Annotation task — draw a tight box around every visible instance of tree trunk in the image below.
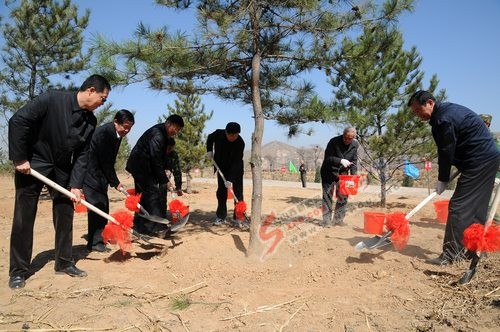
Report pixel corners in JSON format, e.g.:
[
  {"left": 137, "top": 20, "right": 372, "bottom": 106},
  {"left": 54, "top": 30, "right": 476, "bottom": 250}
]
[
  {"left": 186, "top": 169, "right": 192, "bottom": 194},
  {"left": 379, "top": 159, "right": 386, "bottom": 207},
  {"left": 246, "top": 8, "right": 265, "bottom": 258}
]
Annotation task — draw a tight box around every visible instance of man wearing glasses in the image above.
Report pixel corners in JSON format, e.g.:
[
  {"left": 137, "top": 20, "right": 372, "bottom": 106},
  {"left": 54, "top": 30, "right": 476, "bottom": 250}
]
[
  {"left": 83, "top": 109, "right": 135, "bottom": 253},
  {"left": 8, "top": 74, "right": 111, "bottom": 289}
]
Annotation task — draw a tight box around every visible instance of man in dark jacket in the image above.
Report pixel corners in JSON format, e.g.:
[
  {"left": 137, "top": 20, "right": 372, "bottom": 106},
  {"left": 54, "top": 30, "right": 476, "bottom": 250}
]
[
  {"left": 408, "top": 91, "right": 499, "bottom": 265},
  {"left": 206, "top": 122, "right": 245, "bottom": 226},
  {"left": 8, "top": 74, "right": 111, "bottom": 289},
  {"left": 83, "top": 110, "right": 135, "bottom": 252},
  {"left": 320, "top": 127, "right": 358, "bottom": 227},
  {"left": 299, "top": 161, "right": 307, "bottom": 188},
  {"left": 126, "top": 114, "right": 184, "bottom": 236}
]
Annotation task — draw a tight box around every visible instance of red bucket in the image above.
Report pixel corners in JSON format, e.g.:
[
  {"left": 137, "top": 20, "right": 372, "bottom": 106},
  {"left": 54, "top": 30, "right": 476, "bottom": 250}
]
[
  {"left": 433, "top": 200, "right": 449, "bottom": 224},
  {"left": 339, "top": 175, "right": 360, "bottom": 195},
  {"left": 363, "top": 211, "right": 386, "bottom": 235}
]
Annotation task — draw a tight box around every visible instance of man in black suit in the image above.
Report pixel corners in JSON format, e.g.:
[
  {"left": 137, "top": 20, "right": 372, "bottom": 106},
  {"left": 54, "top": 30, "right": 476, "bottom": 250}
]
[
  {"left": 320, "top": 127, "right": 359, "bottom": 227},
  {"left": 83, "top": 110, "right": 135, "bottom": 252},
  {"left": 8, "top": 74, "right": 111, "bottom": 289},
  {"left": 126, "top": 114, "right": 184, "bottom": 237},
  {"left": 206, "top": 122, "right": 245, "bottom": 227}
]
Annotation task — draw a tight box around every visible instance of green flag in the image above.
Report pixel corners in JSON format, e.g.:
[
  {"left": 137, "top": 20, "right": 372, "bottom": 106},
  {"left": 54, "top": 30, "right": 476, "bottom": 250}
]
[{"left": 289, "top": 161, "right": 298, "bottom": 173}]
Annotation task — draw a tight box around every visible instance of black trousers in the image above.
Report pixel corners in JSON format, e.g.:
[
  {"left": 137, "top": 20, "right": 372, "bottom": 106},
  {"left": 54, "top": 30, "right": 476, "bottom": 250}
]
[
  {"left": 321, "top": 181, "right": 348, "bottom": 225},
  {"left": 443, "top": 156, "right": 499, "bottom": 258},
  {"left": 83, "top": 184, "right": 108, "bottom": 249},
  {"left": 300, "top": 173, "right": 307, "bottom": 187},
  {"left": 216, "top": 173, "right": 243, "bottom": 220},
  {"left": 132, "top": 176, "right": 167, "bottom": 234},
  {"left": 10, "top": 171, "right": 74, "bottom": 277}
]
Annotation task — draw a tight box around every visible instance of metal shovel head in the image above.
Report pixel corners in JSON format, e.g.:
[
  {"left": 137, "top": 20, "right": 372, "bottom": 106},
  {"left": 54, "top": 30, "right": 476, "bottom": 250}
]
[
  {"left": 458, "top": 255, "right": 480, "bottom": 285},
  {"left": 138, "top": 212, "right": 172, "bottom": 225},
  {"left": 170, "top": 213, "right": 190, "bottom": 233},
  {"left": 354, "top": 231, "right": 393, "bottom": 252}
]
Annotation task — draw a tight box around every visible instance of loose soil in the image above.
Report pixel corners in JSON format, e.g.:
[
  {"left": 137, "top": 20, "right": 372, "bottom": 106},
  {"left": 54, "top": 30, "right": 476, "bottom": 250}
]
[{"left": 0, "top": 173, "right": 498, "bottom": 331}]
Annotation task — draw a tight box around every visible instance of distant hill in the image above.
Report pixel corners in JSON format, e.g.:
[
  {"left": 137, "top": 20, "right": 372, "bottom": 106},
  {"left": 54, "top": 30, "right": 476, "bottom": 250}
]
[{"left": 244, "top": 140, "right": 324, "bottom": 171}]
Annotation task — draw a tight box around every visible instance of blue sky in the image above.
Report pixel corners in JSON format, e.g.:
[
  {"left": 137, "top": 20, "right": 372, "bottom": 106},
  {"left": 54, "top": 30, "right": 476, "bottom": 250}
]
[{"left": 2, "top": 0, "right": 499, "bottom": 147}]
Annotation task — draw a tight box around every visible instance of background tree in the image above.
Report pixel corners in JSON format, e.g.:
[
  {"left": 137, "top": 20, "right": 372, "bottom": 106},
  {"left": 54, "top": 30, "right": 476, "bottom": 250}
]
[
  {"left": 160, "top": 88, "right": 213, "bottom": 194},
  {"left": 92, "top": 0, "right": 413, "bottom": 257},
  {"left": 329, "top": 24, "right": 444, "bottom": 206},
  {"left": 309, "top": 144, "right": 323, "bottom": 175},
  {"left": 0, "top": 0, "right": 90, "bottom": 162}
]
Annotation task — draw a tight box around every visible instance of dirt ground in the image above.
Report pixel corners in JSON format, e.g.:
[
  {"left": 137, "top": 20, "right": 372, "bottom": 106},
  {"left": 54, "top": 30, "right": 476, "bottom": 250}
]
[{"left": 0, "top": 172, "right": 498, "bottom": 332}]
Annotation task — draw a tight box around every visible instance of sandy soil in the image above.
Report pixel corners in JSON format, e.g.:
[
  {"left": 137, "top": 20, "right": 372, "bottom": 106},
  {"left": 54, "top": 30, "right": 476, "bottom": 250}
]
[{"left": 0, "top": 172, "right": 498, "bottom": 332}]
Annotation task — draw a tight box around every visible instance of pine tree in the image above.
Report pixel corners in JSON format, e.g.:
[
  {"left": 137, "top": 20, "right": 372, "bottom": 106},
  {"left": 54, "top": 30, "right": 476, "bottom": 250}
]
[
  {"left": 0, "top": 0, "right": 90, "bottom": 153},
  {"left": 93, "top": 0, "right": 413, "bottom": 257},
  {"left": 329, "top": 24, "right": 445, "bottom": 206},
  {"left": 0, "top": 0, "right": 90, "bottom": 107},
  {"left": 160, "top": 89, "right": 213, "bottom": 194}
]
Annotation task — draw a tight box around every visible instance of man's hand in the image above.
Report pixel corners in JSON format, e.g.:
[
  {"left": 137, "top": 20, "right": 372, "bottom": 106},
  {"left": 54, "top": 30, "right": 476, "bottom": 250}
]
[
  {"left": 435, "top": 181, "right": 447, "bottom": 195},
  {"left": 166, "top": 182, "right": 174, "bottom": 191},
  {"left": 340, "top": 159, "right": 352, "bottom": 168},
  {"left": 206, "top": 151, "right": 214, "bottom": 160},
  {"left": 115, "top": 183, "right": 123, "bottom": 191},
  {"left": 14, "top": 160, "right": 30, "bottom": 174},
  {"left": 70, "top": 188, "right": 83, "bottom": 203},
  {"left": 225, "top": 181, "right": 233, "bottom": 189}
]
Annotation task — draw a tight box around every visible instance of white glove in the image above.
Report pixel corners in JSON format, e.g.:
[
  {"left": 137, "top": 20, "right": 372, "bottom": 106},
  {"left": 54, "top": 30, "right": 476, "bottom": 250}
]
[
  {"left": 206, "top": 151, "right": 214, "bottom": 160},
  {"left": 435, "top": 181, "right": 447, "bottom": 195},
  {"left": 225, "top": 181, "right": 233, "bottom": 188},
  {"left": 340, "top": 159, "right": 352, "bottom": 168}
]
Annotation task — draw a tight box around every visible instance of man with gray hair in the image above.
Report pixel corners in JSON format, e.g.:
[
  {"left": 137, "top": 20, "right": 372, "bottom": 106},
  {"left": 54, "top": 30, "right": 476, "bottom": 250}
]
[
  {"left": 408, "top": 91, "right": 499, "bottom": 265},
  {"left": 320, "top": 127, "right": 359, "bottom": 227}
]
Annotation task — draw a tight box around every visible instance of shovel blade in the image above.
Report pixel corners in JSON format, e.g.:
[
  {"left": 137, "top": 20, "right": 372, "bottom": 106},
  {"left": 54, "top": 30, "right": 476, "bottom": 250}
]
[
  {"left": 139, "top": 213, "right": 171, "bottom": 225},
  {"left": 170, "top": 213, "right": 190, "bottom": 233},
  {"left": 354, "top": 231, "right": 393, "bottom": 251},
  {"left": 458, "top": 255, "right": 480, "bottom": 284}
]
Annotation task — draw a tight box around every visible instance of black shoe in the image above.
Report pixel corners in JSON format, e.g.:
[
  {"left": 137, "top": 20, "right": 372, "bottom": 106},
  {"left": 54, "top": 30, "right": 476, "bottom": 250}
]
[
  {"left": 90, "top": 243, "right": 111, "bottom": 253},
  {"left": 426, "top": 254, "right": 452, "bottom": 266},
  {"left": 8, "top": 276, "right": 25, "bottom": 289},
  {"left": 55, "top": 265, "right": 87, "bottom": 277}
]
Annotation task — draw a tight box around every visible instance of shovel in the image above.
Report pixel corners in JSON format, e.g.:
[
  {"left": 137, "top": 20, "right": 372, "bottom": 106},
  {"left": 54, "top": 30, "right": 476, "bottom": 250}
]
[
  {"left": 458, "top": 180, "right": 500, "bottom": 284},
  {"left": 118, "top": 187, "right": 173, "bottom": 225},
  {"left": 212, "top": 160, "right": 251, "bottom": 225},
  {"left": 29, "top": 169, "right": 153, "bottom": 243},
  {"left": 354, "top": 171, "right": 460, "bottom": 251}
]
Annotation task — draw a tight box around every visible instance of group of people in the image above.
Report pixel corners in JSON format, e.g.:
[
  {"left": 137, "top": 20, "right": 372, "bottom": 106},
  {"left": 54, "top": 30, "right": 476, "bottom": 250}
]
[
  {"left": 6, "top": 74, "right": 499, "bottom": 290},
  {"left": 7, "top": 74, "right": 246, "bottom": 289}
]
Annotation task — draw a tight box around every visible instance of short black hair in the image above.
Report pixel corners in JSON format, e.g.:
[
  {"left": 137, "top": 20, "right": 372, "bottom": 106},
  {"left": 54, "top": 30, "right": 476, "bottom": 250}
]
[
  {"left": 407, "top": 90, "right": 436, "bottom": 107},
  {"left": 225, "top": 122, "right": 241, "bottom": 134},
  {"left": 114, "top": 109, "right": 135, "bottom": 124},
  {"left": 166, "top": 114, "right": 184, "bottom": 128},
  {"left": 79, "top": 74, "right": 111, "bottom": 93}
]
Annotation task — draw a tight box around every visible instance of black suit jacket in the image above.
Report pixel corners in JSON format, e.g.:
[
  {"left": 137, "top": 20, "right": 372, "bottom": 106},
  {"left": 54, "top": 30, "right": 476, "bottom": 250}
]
[
  {"left": 206, "top": 129, "right": 245, "bottom": 181},
  {"left": 320, "top": 135, "right": 359, "bottom": 183},
  {"left": 83, "top": 122, "right": 121, "bottom": 195},
  {"left": 9, "top": 90, "right": 96, "bottom": 188},
  {"left": 126, "top": 123, "right": 169, "bottom": 185}
]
